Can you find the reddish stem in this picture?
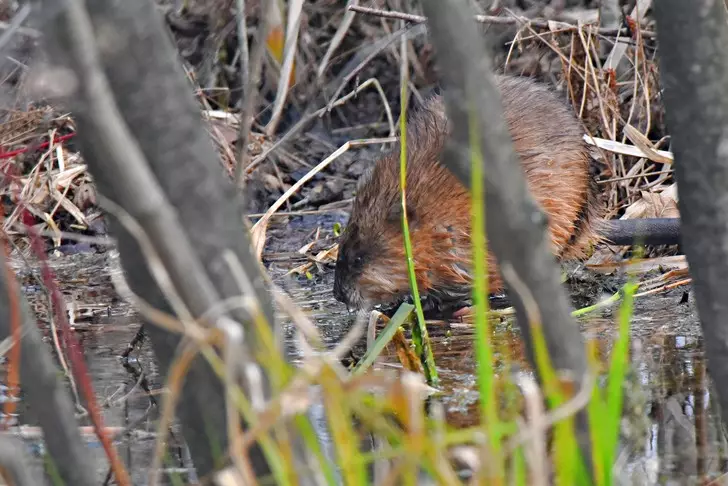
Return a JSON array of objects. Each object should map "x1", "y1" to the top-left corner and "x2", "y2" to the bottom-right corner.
[
  {"x1": 0, "y1": 133, "x2": 76, "y2": 160},
  {"x1": 23, "y1": 205, "x2": 132, "y2": 486}
]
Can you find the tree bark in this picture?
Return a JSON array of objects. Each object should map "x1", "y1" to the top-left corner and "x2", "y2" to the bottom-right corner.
[
  {"x1": 30, "y1": 0, "x2": 305, "y2": 479},
  {"x1": 0, "y1": 250, "x2": 95, "y2": 486},
  {"x1": 419, "y1": 0, "x2": 593, "y2": 470},
  {"x1": 652, "y1": 0, "x2": 728, "y2": 430}
]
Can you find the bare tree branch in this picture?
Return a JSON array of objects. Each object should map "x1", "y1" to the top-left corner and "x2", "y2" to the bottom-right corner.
[
  {"x1": 0, "y1": 250, "x2": 95, "y2": 486},
  {"x1": 652, "y1": 0, "x2": 728, "y2": 427},
  {"x1": 418, "y1": 0, "x2": 593, "y2": 468},
  {"x1": 30, "y1": 0, "x2": 315, "y2": 480}
]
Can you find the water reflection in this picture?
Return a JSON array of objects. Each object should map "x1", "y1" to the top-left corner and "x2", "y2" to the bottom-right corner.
[
  {"x1": 5, "y1": 252, "x2": 191, "y2": 485},
  {"x1": 1, "y1": 212, "x2": 726, "y2": 484},
  {"x1": 278, "y1": 245, "x2": 728, "y2": 483}
]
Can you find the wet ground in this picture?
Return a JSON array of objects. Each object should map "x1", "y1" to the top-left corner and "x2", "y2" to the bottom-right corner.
[{"x1": 2, "y1": 213, "x2": 724, "y2": 485}]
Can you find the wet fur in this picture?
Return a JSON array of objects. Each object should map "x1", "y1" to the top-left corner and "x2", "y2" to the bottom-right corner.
[{"x1": 333, "y1": 75, "x2": 604, "y2": 311}]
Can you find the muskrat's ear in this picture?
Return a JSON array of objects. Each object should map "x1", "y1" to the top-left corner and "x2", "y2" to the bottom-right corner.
[{"x1": 387, "y1": 201, "x2": 418, "y2": 227}]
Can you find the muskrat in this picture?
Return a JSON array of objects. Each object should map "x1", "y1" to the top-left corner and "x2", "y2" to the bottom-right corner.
[{"x1": 332, "y1": 75, "x2": 602, "y2": 313}]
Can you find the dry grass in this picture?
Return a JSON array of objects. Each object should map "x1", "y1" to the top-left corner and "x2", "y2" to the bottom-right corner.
[{"x1": 1, "y1": 1, "x2": 674, "y2": 259}]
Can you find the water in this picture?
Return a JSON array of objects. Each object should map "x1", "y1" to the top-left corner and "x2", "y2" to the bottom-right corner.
[
  {"x1": 4, "y1": 213, "x2": 725, "y2": 484},
  {"x1": 8, "y1": 251, "x2": 191, "y2": 485},
  {"x1": 268, "y1": 214, "x2": 726, "y2": 484}
]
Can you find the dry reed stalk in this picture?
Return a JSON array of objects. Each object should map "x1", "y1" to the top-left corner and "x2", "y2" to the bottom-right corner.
[
  {"x1": 349, "y1": 4, "x2": 656, "y2": 38},
  {"x1": 265, "y1": 0, "x2": 304, "y2": 136}
]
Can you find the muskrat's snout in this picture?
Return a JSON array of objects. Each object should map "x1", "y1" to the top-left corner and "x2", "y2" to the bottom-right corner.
[
  {"x1": 332, "y1": 241, "x2": 364, "y2": 311},
  {"x1": 332, "y1": 256, "x2": 350, "y2": 305}
]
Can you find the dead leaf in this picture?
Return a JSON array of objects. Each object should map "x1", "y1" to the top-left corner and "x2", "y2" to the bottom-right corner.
[
  {"x1": 265, "y1": 1, "x2": 296, "y2": 87},
  {"x1": 73, "y1": 182, "x2": 97, "y2": 211},
  {"x1": 312, "y1": 244, "x2": 338, "y2": 263},
  {"x1": 622, "y1": 183, "x2": 679, "y2": 219},
  {"x1": 249, "y1": 217, "x2": 268, "y2": 262},
  {"x1": 623, "y1": 124, "x2": 672, "y2": 165},
  {"x1": 53, "y1": 164, "x2": 87, "y2": 189},
  {"x1": 583, "y1": 134, "x2": 673, "y2": 163},
  {"x1": 391, "y1": 328, "x2": 423, "y2": 374},
  {"x1": 50, "y1": 186, "x2": 87, "y2": 225}
]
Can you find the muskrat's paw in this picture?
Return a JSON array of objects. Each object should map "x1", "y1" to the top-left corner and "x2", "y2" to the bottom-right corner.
[
  {"x1": 375, "y1": 294, "x2": 500, "y2": 321},
  {"x1": 451, "y1": 306, "x2": 473, "y2": 318},
  {"x1": 375, "y1": 294, "x2": 457, "y2": 319},
  {"x1": 381, "y1": 294, "x2": 441, "y2": 317},
  {"x1": 420, "y1": 296, "x2": 473, "y2": 320},
  {"x1": 428, "y1": 293, "x2": 511, "y2": 320}
]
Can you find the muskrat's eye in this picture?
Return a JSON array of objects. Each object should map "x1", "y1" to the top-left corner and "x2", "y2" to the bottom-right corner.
[{"x1": 354, "y1": 256, "x2": 364, "y2": 267}]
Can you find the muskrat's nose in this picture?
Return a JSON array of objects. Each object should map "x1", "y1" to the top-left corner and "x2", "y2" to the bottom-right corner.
[
  {"x1": 333, "y1": 270, "x2": 359, "y2": 312},
  {"x1": 332, "y1": 282, "x2": 343, "y2": 303},
  {"x1": 332, "y1": 273, "x2": 347, "y2": 305}
]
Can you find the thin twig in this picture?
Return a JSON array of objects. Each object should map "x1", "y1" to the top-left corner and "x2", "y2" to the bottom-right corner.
[
  {"x1": 251, "y1": 137, "x2": 396, "y2": 232},
  {"x1": 317, "y1": 0, "x2": 359, "y2": 80},
  {"x1": 236, "y1": 0, "x2": 250, "y2": 102},
  {"x1": 348, "y1": 4, "x2": 656, "y2": 38},
  {"x1": 0, "y1": 4, "x2": 30, "y2": 53},
  {"x1": 235, "y1": 0, "x2": 274, "y2": 186},
  {"x1": 246, "y1": 78, "x2": 396, "y2": 175},
  {"x1": 8, "y1": 223, "x2": 113, "y2": 246},
  {"x1": 325, "y1": 22, "x2": 420, "y2": 115}
]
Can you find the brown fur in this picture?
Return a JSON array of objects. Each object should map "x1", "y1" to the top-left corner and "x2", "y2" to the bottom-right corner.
[{"x1": 333, "y1": 75, "x2": 603, "y2": 311}]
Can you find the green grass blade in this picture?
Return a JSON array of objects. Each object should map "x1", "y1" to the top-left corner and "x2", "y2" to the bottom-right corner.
[
  {"x1": 467, "y1": 105, "x2": 504, "y2": 482},
  {"x1": 398, "y1": 67, "x2": 438, "y2": 386},
  {"x1": 351, "y1": 303, "x2": 415, "y2": 376},
  {"x1": 602, "y1": 279, "x2": 637, "y2": 483},
  {"x1": 522, "y1": 289, "x2": 587, "y2": 485},
  {"x1": 511, "y1": 446, "x2": 527, "y2": 486},
  {"x1": 585, "y1": 339, "x2": 607, "y2": 486}
]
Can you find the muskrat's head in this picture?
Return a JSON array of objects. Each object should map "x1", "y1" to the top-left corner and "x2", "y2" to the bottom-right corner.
[
  {"x1": 333, "y1": 96, "x2": 473, "y2": 312},
  {"x1": 332, "y1": 185, "x2": 419, "y2": 311}
]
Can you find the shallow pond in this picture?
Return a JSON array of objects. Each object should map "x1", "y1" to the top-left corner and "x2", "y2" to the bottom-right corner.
[{"x1": 2, "y1": 213, "x2": 723, "y2": 485}]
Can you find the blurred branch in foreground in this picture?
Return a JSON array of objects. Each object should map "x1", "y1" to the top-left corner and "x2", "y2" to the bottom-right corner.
[
  {"x1": 0, "y1": 245, "x2": 95, "y2": 486},
  {"x1": 653, "y1": 0, "x2": 728, "y2": 433},
  {"x1": 31, "y1": 0, "x2": 315, "y2": 482},
  {"x1": 420, "y1": 0, "x2": 593, "y2": 470}
]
